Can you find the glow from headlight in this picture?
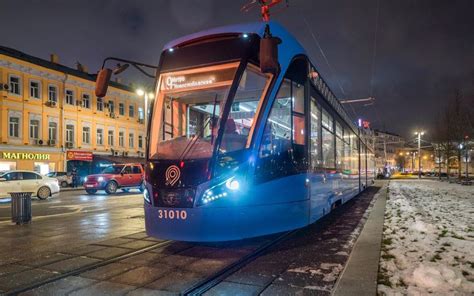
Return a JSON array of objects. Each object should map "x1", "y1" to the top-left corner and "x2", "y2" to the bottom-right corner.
[
  {"x1": 98, "y1": 177, "x2": 104, "y2": 182},
  {"x1": 84, "y1": 177, "x2": 88, "y2": 182},
  {"x1": 225, "y1": 179, "x2": 240, "y2": 191}
]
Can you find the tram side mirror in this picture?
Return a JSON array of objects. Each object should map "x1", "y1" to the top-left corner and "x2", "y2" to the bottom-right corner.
[
  {"x1": 95, "y1": 68, "x2": 112, "y2": 98},
  {"x1": 260, "y1": 25, "x2": 281, "y2": 74}
]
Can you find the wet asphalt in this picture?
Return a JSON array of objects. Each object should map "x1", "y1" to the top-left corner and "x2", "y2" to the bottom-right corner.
[{"x1": 0, "y1": 186, "x2": 381, "y2": 295}]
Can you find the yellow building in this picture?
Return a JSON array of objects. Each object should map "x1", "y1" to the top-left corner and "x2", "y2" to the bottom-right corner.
[{"x1": 0, "y1": 45, "x2": 146, "y2": 176}]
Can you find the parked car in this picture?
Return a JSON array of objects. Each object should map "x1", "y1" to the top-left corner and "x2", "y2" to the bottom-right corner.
[
  {"x1": 45, "y1": 171, "x2": 72, "y2": 188},
  {"x1": 83, "y1": 163, "x2": 144, "y2": 194},
  {"x1": 0, "y1": 170, "x2": 60, "y2": 200}
]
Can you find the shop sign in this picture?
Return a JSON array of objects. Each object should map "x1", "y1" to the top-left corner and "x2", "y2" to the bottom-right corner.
[
  {"x1": 67, "y1": 150, "x2": 93, "y2": 161},
  {"x1": 1, "y1": 152, "x2": 51, "y2": 160}
]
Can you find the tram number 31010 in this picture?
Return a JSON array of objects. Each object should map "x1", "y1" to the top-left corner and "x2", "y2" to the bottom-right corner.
[{"x1": 158, "y1": 209, "x2": 187, "y2": 220}]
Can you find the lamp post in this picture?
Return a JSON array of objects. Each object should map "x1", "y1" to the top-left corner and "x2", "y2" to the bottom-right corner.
[
  {"x1": 415, "y1": 131, "x2": 425, "y2": 179},
  {"x1": 136, "y1": 89, "x2": 154, "y2": 145}
]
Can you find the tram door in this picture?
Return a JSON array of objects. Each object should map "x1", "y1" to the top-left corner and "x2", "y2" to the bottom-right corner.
[{"x1": 308, "y1": 88, "x2": 328, "y2": 222}]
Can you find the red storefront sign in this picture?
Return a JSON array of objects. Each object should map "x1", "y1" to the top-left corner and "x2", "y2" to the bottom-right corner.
[{"x1": 66, "y1": 151, "x2": 93, "y2": 161}]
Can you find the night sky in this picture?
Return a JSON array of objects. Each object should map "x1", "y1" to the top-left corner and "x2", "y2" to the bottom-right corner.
[{"x1": 1, "y1": 0, "x2": 472, "y2": 138}]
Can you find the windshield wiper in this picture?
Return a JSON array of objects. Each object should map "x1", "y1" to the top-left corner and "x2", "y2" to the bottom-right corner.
[{"x1": 178, "y1": 94, "x2": 219, "y2": 161}]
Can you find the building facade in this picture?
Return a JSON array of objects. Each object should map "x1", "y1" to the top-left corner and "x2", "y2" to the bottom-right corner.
[{"x1": 0, "y1": 46, "x2": 146, "y2": 177}]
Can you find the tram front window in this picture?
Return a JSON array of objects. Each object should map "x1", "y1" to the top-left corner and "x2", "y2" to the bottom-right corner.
[{"x1": 149, "y1": 63, "x2": 272, "y2": 166}]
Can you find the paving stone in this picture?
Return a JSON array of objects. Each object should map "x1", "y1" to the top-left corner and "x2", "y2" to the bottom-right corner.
[
  {"x1": 65, "y1": 245, "x2": 107, "y2": 256},
  {"x1": 149, "y1": 242, "x2": 193, "y2": 255},
  {"x1": 183, "y1": 258, "x2": 230, "y2": 276},
  {"x1": 0, "y1": 263, "x2": 30, "y2": 277},
  {"x1": 153, "y1": 254, "x2": 200, "y2": 268},
  {"x1": 80, "y1": 262, "x2": 136, "y2": 281},
  {"x1": 86, "y1": 247, "x2": 132, "y2": 259},
  {"x1": 20, "y1": 253, "x2": 74, "y2": 267},
  {"x1": 122, "y1": 232, "x2": 149, "y2": 240},
  {"x1": 120, "y1": 252, "x2": 167, "y2": 266},
  {"x1": 42, "y1": 256, "x2": 101, "y2": 273},
  {"x1": 0, "y1": 268, "x2": 57, "y2": 292},
  {"x1": 119, "y1": 240, "x2": 159, "y2": 250},
  {"x1": 261, "y1": 284, "x2": 330, "y2": 296},
  {"x1": 109, "y1": 266, "x2": 172, "y2": 286},
  {"x1": 145, "y1": 269, "x2": 204, "y2": 292},
  {"x1": 18, "y1": 276, "x2": 97, "y2": 296},
  {"x1": 204, "y1": 281, "x2": 261, "y2": 296},
  {"x1": 95, "y1": 238, "x2": 137, "y2": 247},
  {"x1": 69, "y1": 281, "x2": 136, "y2": 296},
  {"x1": 126, "y1": 287, "x2": 177, "y2": 296}
]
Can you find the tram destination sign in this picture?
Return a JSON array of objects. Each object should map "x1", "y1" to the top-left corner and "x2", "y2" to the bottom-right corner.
[
  {"x1": 161, "y1": 66, "x2": 237, "y2": 91},
  {"x1": 1, "y1": 152, "x2": 50, "y2": 160}
]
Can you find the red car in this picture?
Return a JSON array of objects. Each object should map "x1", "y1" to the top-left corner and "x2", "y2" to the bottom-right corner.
[{"x1": 83, "y1": 163, "x2": 145, "y2": 194}]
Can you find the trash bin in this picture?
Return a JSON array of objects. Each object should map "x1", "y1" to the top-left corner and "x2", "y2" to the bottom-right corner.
[{"x1": 10, "y1": 192, "x2": 33, "y2": 224}]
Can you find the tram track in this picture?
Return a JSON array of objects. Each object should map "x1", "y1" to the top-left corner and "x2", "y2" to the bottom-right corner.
[
  {"x1": 182, "y1": 230, "x2": 296, "y2": 296},
  {"x1": 5, "y1": 239, "x2": 174, "y2": 296}
]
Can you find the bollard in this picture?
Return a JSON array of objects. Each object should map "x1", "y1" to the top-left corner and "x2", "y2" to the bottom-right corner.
[{"x1": 10, "y1": 192, "x2": 33, "y2": 225}]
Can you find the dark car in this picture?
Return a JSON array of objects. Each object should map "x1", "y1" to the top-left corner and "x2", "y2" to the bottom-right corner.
[{"x1": 83, "y1": 163, "x2": 144, "y2": 194}]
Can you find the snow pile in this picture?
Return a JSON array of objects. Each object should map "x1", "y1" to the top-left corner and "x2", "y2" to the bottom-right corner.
[{"x1": 378, "y1": 180, "x2": 474, "y2": 295}]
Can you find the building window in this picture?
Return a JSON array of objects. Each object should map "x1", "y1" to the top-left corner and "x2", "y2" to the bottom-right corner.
[
  {"x1": 108, "y1": 101, "x2": 115, "y2": 114},
  {"x1": 82, "y1": 126, "x2": 90, "y2": 144},
  {"x1": 48, "y1": 85, "x2": 58, "y2": 103},
  {"x1": 66, "y1": 124, "x2": 74, "y2": 146},
  {"x1": 97, "y1": 128, "x2": 104, "y2": 145},
  {"x1": 119, "y1": 103, "x2": 125, "y2": 116},
  {"x1": 9, "y1": 75, "x2": 21, "y2": 95},
  {"x1": 119, "y1": 131, "x2": 124, "y2": 147},
  {"x1": 82, "y1": 94, "x2": 90, "y2": 108},
  {"x1": 29, "y1": 80, "x2": 41, "y2": 99},
  {"x1": 49, "y1": 122, "x2": 57, "y2": 142},
  {"x1": 65, "y1": 89, "x2": 75, "y2": 105},
  {"x1": 9, "y1": 117, "x2": 20, "y2": 138},
  {"x1": 97, "y1": 97, "x2": 103, "y2": 111},
  {"x1": 129, "y1": 105, "x2": 135, "y2": 117},
  {"x1": 29, "y1": 119, "x2": 40, "y2": 139},
  {"x1": 108, "y1": 130, "x2": 114, "y2": 146},
  {"x1": 129, "y1": 133, "x2": 134, "y2": 148},
  {"x1": 138, "y1": 135, "x2": 143, "y2": 149}
]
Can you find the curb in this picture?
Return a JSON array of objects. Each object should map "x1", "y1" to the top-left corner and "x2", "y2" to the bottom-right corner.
[{"x1": 332, "y1": 181, "x2": 388, "y2": 296}]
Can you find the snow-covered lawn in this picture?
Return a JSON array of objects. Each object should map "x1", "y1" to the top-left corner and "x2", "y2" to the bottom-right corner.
[{"x1": 378, "y1": 180, "x2": 474, "y2": 295}]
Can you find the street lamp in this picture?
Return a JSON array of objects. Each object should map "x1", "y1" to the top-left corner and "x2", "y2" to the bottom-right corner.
[
  {"x1": 415, "y1": 131, "x2": 425, "y2": 179},
  {"x1": 136, "y1": 89, "x2": 154, "y2": 144}
]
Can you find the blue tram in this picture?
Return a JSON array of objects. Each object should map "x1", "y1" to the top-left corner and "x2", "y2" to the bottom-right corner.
[{"x1": 143, "y1": 22, "x2": 375, "y2": 242}]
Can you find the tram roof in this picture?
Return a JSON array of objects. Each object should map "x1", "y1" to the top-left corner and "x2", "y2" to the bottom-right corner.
[{"x1": 164, "y1": 22, "x2": 367, "y2": 147}]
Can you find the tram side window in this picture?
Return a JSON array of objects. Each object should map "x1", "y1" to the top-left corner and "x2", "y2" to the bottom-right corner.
[
  {"x1": 335, "y1": 122, "x2": 344, "y2": 170},
  {"x1": 321, "y1": 108, "x2": 335, "y2": 168},
  {"x1": 259, "y1": 79, "x2": 292, "y2": 158},
  {"x1": 310, "y1": 98, "x2": 321, "y2": 168},
  {"x1": 351, "y1": 133, "x2": 359, "y2": 173}
]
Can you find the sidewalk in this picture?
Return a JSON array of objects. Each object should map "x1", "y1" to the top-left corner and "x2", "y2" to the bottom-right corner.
[{"x1": 333, "y1": 181, "x2": 388, "y2": 296}]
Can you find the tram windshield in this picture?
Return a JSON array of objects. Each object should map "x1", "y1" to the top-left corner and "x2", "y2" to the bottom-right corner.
[{"x1": 149, "y1": 62, "x2": 272, "y2": 162}]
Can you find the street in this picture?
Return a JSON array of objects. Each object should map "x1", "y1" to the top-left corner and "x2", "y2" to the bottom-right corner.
[
  {"x1": 0, "y1": 190, "x2": 145, "y2": 263},
  {"x1": 0, "y1": 185, "x2": 381, "y2": 295}
]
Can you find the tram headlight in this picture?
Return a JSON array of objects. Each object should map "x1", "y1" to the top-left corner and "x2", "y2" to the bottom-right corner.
[
  {"x1": 200, "y1": 176, "x2": 240, "y2": 205},
  {"x1": 97, "y1": 177, "x2": 104, "y2": 182}
]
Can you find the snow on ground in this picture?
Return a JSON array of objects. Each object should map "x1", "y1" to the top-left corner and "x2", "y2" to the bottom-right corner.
[{"x1": 378, "y1": 180, "x2": 474, "y2": 295}]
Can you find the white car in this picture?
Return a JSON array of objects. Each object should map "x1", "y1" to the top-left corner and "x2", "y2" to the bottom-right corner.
[
  {"x1": 45, "y1": 171, "x2": 72, "y2": 188},
  {"x1": 0, "y1": 170, "x2": 60, "y2": 200}
]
